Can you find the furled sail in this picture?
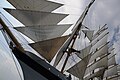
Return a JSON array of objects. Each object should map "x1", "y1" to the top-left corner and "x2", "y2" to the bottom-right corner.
[
  {"x1": 14, "y1": 24, "x2": 72, "y2": 42},
  {"x1": 7, "y1": 0, "x2": 63, "y2": 12},
  {"x1": 53, "y1": 33, "x2": 75, "y2": 67},
  {"x1": 67, "y1": 54, "x2": 91, "y2": 79},
  {"x1": 82, "y1": 30, "x2": 94, "y2": 41},
  {"x1": 4, "y1": 8, "x2": 68, "y2": 26},
  {"x1": 75, "y1": 45, "x2": 92, "y2": 59},
  {"x1": 29, "y1": 35, "x2": 70, "y2": 62}
]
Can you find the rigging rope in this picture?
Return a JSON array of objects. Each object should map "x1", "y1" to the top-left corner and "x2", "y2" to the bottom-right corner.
[{"x1": 67, "y1": 54, "x2": 82, "y2": 80}]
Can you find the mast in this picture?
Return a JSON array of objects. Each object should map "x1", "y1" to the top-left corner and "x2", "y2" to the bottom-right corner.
[
  {"x1": 0, "y1": 17, "x2": 25, "y2": 52},
  {"x1": 65, "y1": 24, "x2": 110, "y2": 79},
  {"x1": 61, "y1": 0, "x2": 96, "y2": 73},
  {"x1": 61, "y1": 35, "x2": 77, "y2": 73}
]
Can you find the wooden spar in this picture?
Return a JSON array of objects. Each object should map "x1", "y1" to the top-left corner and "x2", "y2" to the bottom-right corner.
[
  {"x1": 61, "y1": 0, "x2": 96, "y2": 73},
  {"x1": 0, "y1": 17, "x2": 25, "y2": 52},
  {"x1": 61, "y1": 35, "x2": 77, "y2": 73}
]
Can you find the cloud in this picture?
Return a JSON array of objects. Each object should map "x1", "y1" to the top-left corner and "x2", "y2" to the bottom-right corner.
[
  {"x1": 84, "y1": 0, "x2": 120, "y2": 28},
  {"x1": 83, "y1": 0, "x2": 120, "y2": 63},
  {"x1": 111, "y1": 26, "x2": 120, "y2": 43}
]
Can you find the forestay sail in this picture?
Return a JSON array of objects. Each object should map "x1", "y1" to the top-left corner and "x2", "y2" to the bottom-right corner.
[
  {"x1": 4, "y1": 0, "x2": 71, "y2": 63},
  {"x1": 30, "y1": 35, "x2": 70, "y2": 62},
  {"x1": 14, "y1": 24, "x2": 72, "y2": 42},
  {"x1": 4, "y1": 8, "x2": 68, "y2": 26},
  {"x1": 67, "y1": 54, "x2": 91, "y2": 79},
  {"x1": 7, "y1": 0, "x2": 63, "y2": 12}
]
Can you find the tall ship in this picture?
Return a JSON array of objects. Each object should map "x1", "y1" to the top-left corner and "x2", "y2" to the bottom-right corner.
[{"x1": 0, "y1": 0, "x2": 120, "y2": 80}]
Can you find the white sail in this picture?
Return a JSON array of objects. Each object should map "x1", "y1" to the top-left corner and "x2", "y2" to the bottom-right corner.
[
  {"x1": 92, "y1": 24, "x2": 107, "y2": 40},
  {"x1": 84, "y1": 68, "x2": 105, "y2": 80},
  {"x1": 108, "y1": 49, "x2": 114, "y2": 58},
  {"x1": 103, "y1": 44, "x2": 117, "y2": 80},
  {"x1": 108, "y1": 77, "x2": 118, "y2": 80},
  {"x1": 53, "y1": 35, "x2": 72, "y2": 67},
  {"x1": 108, "y1": 45, "x2": 114, "y2": 52},
  {"x1": 5, "y1": 8, "x2": 68, "y2": 26},
  {"x1": 7, "y1": 0, "x2": 63, "y2": 12},
  {"x1": 108, "y1": 54, "x2": 116, "y2": 66},
  {"x1": 92, "y1": 29, "x2": 108, "y2": 46},
  {"x1": 85, "y1": 55, "x2": 108, "y2": 76},
  {"x1": 67, "y1": 54, "x2": 91, "y2": 79},
  {"x1": 104, "y1": 75, "x2": 120, "y2": 80},
  {"x1": 14, "y1": 24, "x2": 72, "y2": 42},
  {"x1": 107, "y1": 45, "x2": 116, "y2": 67},
  {"x1": 117, "y1": 65, "x2": 120, "y2": 72},
  {"x1": 89, "y1": 42, "x2": 109, "y2": 63},
  {"x1": 82, "y1": 30, "x2": 94, "y2": 41},
  {"x1": 75, "y1": 45, "x2": 92, "y2": 59},
  {"x1": 91, "y1": 33, "x2": 108, "y2": 52},
  {"x1": 103, "y1": 65, "x2": 118, "y2": 79},
  {"x1": 29, "y1": 35, "x2": 69, "y2": 62}
]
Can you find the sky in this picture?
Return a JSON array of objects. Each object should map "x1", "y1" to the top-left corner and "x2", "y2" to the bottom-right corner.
[
  {"x1": 49, "y1": 0, "x2": 120, "y2": 65},
  {"x1": 83, "y1": 0, "x2": 120, "y2": 63}
]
